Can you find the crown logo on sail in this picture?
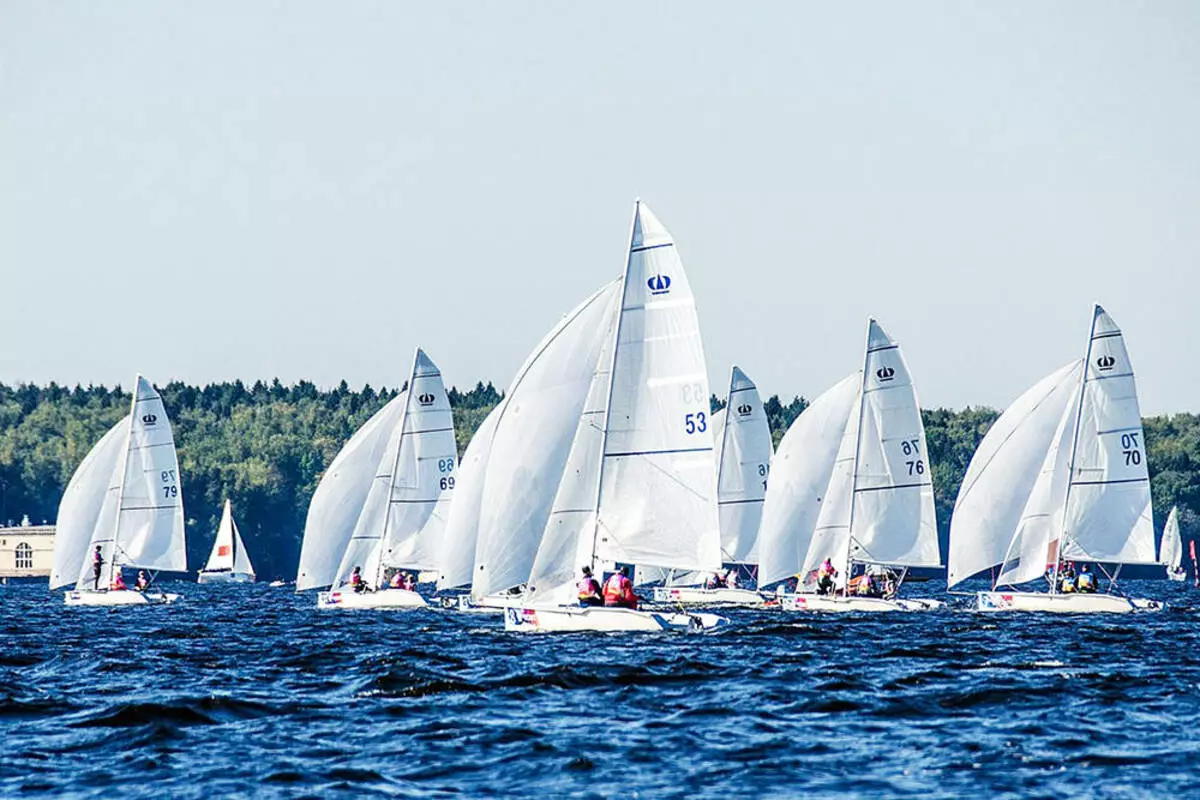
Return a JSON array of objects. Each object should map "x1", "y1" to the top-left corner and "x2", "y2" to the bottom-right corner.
[
  {"x1": 737, "y1": 403, "x2": 752, "y2": 416},
  {"x1": 141, "y1": 413, "x2": 158, "y2": 426},
  {"x1": 647, "y1": 274, "x2": 671, "y2": 295},
  {"x1": 1096, "y1": 354, "x2": 1116, "y2": 371},
  {"x1": 876, "y1": 366, "x2": 895, "y2": 382},
  {"x1": 417, "y1": 392, "x2": 436, "y2": 406}
]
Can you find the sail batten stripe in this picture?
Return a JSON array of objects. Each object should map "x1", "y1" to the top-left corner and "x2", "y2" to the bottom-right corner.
[
  {"x1": 1069, "y1": 478, "x2": 1149, "y2": 486},
  {"x1": 630, "y1": 242, "x2": 674, "y2": 254},
  {"x1": 605, "y1": 447, "x2": 711, "y2": 458},
  {"x1": 853, "y1": 482, "x2": 931, "y2": 493}
]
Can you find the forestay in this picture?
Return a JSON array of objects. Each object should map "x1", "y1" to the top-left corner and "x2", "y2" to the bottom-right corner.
[
  {"x1": 471, "y1": 281, "x2": 621, "y2": 600},
  {"x1": 75, "y1": 375, "x2": 186, "y2": 589},
  {"x1": 946, "y1": 362, "x2": 1082, "y2": 588},
  {"x1": 714, "y1": 366, "x2": 773, "y2": 564},
  {"x1": 756, "y1": 373, "x2": 860, "y2": 588},
  {"x1": 593, "y1": 202, "x2": 722, "y2": 573},
  {"x1": 296, "y1": 391, "x2": 408, "y2": 590},
  {"x1": 437, "y1": 400, "x2": 505, "y2": 590}
]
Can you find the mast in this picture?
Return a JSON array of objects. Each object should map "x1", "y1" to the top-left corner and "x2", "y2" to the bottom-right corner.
[
  {"x1": 373, "y1": 349, "x2": 419, "y2": 587},
  {"x1": 841, "y1": 321, "x2": 873, "y2": 594},
  {"x1": 1051, "y1": 305, "x2": 1098, "y2": 595},
  {"x1": 104, "y1": 376, "x2": 141, "y2": 588},
  {"x1": 588, "y1": 200, "x2": 639, "y2": 570}
]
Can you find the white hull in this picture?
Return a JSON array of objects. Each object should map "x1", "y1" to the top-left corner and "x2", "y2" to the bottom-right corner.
[
  {"x1": 650, "y1": 586, "x2": 766, "y2": 607},
  {"x1": 197, "y1": 570, "x2": 255, "y2": 584},
  {"x1": 504, "y1": 605, "x2": 729, "y2": 633},
  {"x1": 317, "y1": 588, "x2": 427, "y2": 609},
  {"x1": 779, "y1": 593, "x2": 944, "y2": 612},
  {"x1": 64, "y1": 590, "x2": 180, "y2": 606},
  {"x1": 1168, "y1": 569, "x2": 1187, "y2": 583},
  {"x1": 437, "y1": 593, "x2": 518, "y2": 614},
  {"x1": 976, "y1": 591, "x2": 1163, "y2": 613}
]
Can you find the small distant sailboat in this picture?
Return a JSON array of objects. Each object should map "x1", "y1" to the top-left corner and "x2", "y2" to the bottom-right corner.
[
  {"x1": 197, "y1": 500, "x2": 255, "y2": 583},
  {"x1": 949, "y1": 305, "x2": 1163, "y2": 612},
  {"x1": 508, "y1": 201, "x2": 727, "y2": 632},
  {"x1": 762, "y1": 319, "x2": 942, "y2": 612},
  {"x1": 296, "y1": 347, "x2": 457, "y2": 610},
  {"x1": 51, "y1": 375, "x2": 187, "y2": 606},
  {"x1": 651, "y1": 365, "x2": 773, "y2": 608},
  {"x1": 1161, "y1": 506, "x2": 1187, "y2": 582}
]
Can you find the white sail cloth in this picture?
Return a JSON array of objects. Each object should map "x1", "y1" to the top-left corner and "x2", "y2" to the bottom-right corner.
[
  {"x1": 203, "y1": 499, "x2": 254, "y2": 576},
  {"x1": 948, "y1": 305, "x2": 1156, "y2": 588},
  {"x1": 714, "y1": 366, "x2": 773, "y2": 564},
  {"x1": 331, "y1": 348, "x2": 457, "y2": 589},
  {"x1": 437, "y1": 400, "x2": 505, "y2": 590},
  {"x1": 527, "y1": 201, "x2": 722, "y2": 605},
  {"x1": 296, "y1": 391, "x2": 408, "y2": 590},
  {"x1": 1162, "y1": 507, "x2": 1184, "y2": 576},
  {"x1": 52, "y1": 375, "x2": 187, "y2": 590},
  {"x1": 799, "y1": 320, "x2": 939, "y2": 587},
  {"x1": 470, "y1": 281, "x2": 622, "y2": 600},
  {"x1": 756, "y1": 374, "x2": 860, "y2": 587}
]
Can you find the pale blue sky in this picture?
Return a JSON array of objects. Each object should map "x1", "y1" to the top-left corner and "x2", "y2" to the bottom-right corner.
[{"x1": 2, "y1": 2, "x2": 1197, "y2": 413}]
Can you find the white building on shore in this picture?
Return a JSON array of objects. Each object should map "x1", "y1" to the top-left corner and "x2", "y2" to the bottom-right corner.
[{"x1": 0, "y1": 519, "x2": 55, "y2": 581}]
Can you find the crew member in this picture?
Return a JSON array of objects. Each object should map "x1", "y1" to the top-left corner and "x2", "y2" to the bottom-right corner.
[
  {"x1": 705, "y1": 571, "x2": 726, "y2": 590},
  {"x1": 110, "y1": 571, "x2": 127, "y2": 591},
  {"x1": 135, "y1": 570, "x2": 149, "y2": 591},
  {"x1": 1076, "y1": 565, "x2": 1097, "y2": 593},
  {"x1": 603, "y1": 567, "x2": 638, "y2": 609},
  {"x1": 817, "y1": 559, "x2": 838, "y2": 596},
  {"x1": 92, "y1": 545, "x2": 104, "y2": 591},
  {"x1": 577, "y1": 565, "x2": 603, "y2": 606},
  {"x1": 350, "y1": 566, "x2": 366, "y2": 593},
  {"x1": 402, "y1": 572, "x2": 416, "y2": 591},
  {"x1": 389, "y1": 570, "x2": 404, "y2": 589}
]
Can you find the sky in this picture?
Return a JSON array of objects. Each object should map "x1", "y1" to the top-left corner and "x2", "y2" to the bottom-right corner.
[{"x1": 1, "y1": 2, "x2": 1198, "y2": 413}]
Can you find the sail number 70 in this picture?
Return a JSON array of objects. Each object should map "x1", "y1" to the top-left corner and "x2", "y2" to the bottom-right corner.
[{"x1": 1121, "y1": 432, "x2": 1142, "y2": 466}]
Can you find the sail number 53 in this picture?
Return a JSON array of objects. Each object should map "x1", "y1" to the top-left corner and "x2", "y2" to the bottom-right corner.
[{"x1": 685, "y1": 412, "x2": 707, "y2": 435}]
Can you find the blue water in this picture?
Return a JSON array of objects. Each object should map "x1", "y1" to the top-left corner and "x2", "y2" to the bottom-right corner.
[{"x1": 2, "y1": 580, "x2": 1199, "y2": 799}]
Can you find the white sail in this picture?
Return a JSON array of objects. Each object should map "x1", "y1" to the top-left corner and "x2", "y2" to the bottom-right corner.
[
  {"x1": 470, "y1": 281, "x2": 621, "y2": 600},
  {"x1": 1162, "y1": 506, "x2": 1184, "y2": 578},
  {"x1": 801, "y1": 387, "x2": 860, "y2": 588},
  {"x1": 437, "y1": 399, "x2": 505, "y2": 590},
  {"x1": 1060, "y1": 306, "x2": 1156, "y2": 565},
  {"x1": 330, "y1": 348, "x2": 458, "y2": 589},
  {"x1": 994, "y1": 384, "x2": 1078, "y2": 586},
  {"x1": 74, "y1": 375, "x2": 186, "y2": 589},
  {"x1": 849, "y1": 320, "x2": 939, "y2": 568},
  {"x1": 714, "y1": 366, "x2": 773, "y2": 564},
  {"x1": 593, "y1": 202, "x2": 721, "y2": 572},
  {"x1": 946, "y1": 361, "x2": 1082, "y2": 588},
  {"x1": 296, "y1": 391, "x2": 408, "y2": 590},
  {"x1": 203, "y1": 500, "x2": 254, "y2": 577},
  {"x1": 380, "y1": 349, "x2": 457, "y2": 572},
  {"x1": 50, "y1": 416, "x2": 130, "y2": 590},
  {"x1": 756, "y1": 373, "x2": 860, "y2": 588}
]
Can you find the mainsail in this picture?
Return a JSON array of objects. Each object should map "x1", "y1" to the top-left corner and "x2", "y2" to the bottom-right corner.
[
  {"x1": 437, "y1": 400, "x2": 505, "y2": 591},
  {"x1": 714, "y1": 366, "x2": 773, "y2": 564},
  {"x1": 1162, "y1": 506, "x2": 1185, "y2": 580}
]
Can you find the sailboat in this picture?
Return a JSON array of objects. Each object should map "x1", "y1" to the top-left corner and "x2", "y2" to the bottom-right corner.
[
  {"x1": 51, "y1": 375, "x2": 187, "y2": 606},
  {"x1": 197, "y1": 500, "x2": 255, "y2": 583},
  {"x1": 949, "y1": 305, "x2": 1163, "y2": 612},
  {"x1": 1162, "y1": 507, "x2": 1187, "y2": 582},
  {"x1": 761, "y1": 320, "x2": 943, "y2": 612},
  {"x1": 296, "y1": 348, "x2": 457, "y2": 609},
  {"x1": 506, "y1": 201, "x2": 727, "y2": 632},
  {"x1": 651, "y1": 366, "x2": 773, "y2": 608}
]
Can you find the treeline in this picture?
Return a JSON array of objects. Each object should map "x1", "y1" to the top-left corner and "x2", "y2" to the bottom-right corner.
[{"x1": 0, "y1": 381, "x2": 1195, "y2": 579}]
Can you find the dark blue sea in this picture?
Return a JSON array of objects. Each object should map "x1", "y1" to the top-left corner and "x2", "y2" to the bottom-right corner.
[{"x1": 2, "y1": 580, "x2": 1199, "y2": 799}]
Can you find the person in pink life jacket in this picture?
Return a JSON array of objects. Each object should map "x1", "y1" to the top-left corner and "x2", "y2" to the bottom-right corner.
[
  {"x1": 401, "y1": 572, "x2": 416, "y2": 591},
  {"x1": 135, "y1": 570, "x2": 150, "y2": 591},
  {"x1": 577, "y1": 565, "x2": 603, "y2": 606},
  {"x1": 110, "y1": 571, "x2": 128, "y2": 591},
  {"x1": 388, "y1": 570, "x2": 404, "y2": 589},
  {"x1": 349, "y1": 566, "x2": 366, "y2": 593}
]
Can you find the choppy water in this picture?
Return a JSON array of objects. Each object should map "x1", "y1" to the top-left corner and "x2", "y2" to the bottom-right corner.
[{"x1": 2, "y1": 580, "x2": 1199, "y2": 799}]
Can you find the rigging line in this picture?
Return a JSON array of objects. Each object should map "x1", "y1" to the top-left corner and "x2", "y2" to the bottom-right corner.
[{"x1": 629, "y1": 242, "x2": 673, "y2": 254}]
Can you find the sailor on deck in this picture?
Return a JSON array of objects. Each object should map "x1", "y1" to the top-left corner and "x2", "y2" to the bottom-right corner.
[
  {"x1": 135, "y1": 570, "x2": 149, "y2": 591},
  {"x1": 110, "y1": 571, "x2": 127, "y2": 591},
  {"x1": 577, "y1": 565, "x2": 603, "y2": 607},
  {"x1": 350, "y1": 566, "x2": 366, "y2": 593},
  {"x1": 1076, "y1": 565, "x2": 1097, "y2": 593},
  {"x1": 92, "y1": 545, "x2": 104, "y2": 591},
  {"x1": 817, "y1": 559, "x2": 838, "y2": 596},
  {"x1": 603, "y1": 567, "x2": 638, "y2": 610}
]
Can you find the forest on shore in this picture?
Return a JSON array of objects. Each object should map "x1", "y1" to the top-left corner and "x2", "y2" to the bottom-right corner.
[{"x1": 1, "y1": 380, "x2": 1196, "y2": 580}]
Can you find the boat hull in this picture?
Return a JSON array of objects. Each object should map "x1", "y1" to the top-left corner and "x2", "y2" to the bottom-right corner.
[
  {"x1": 650, "y1": 586, "x2": 766, "y2": 607},
  {"x1": 437, "y1": 593, "x2": 517, "y2": 614},
  {"x1": 779, "y1": 593, "x2": 944, "y2": 612},
  {"x1": 976, "y1": 591, "x2": 1163, "y2": 613},
  {"x1": 197, "y1": 571, "x2": 255, "y2": 584},
  {"x1": 64, "y1": 590, "x2": 180, "y2": 606},
  {"x1": 317, "y1": 588, "x2": 427, "y2": 609},
  {"x1": 503, "y1": 605, "x2": 728, "y2": 633}
]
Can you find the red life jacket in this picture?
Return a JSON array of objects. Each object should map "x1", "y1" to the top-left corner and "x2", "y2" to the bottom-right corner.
[
  {"x1": 603, "y1": 574, "x2": 627, "y2": 606},
  {"x1": 578, "y1": 577, "x2": 600, "y2": 599}
]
